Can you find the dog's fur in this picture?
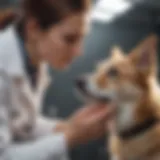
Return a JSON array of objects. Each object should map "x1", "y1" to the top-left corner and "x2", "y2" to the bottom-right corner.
[{"x1": 76, "y1": 35, "x2": 160, "y2": 160}]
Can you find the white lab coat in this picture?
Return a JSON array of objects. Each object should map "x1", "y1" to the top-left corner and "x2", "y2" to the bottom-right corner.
[{"x1": 0, "y1": 25, "x2": 69, "y2": 160}]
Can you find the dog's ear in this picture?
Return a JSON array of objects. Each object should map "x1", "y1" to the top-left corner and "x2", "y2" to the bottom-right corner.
[
  {"x1": 111, "y1": 46, "x2": 124, "y2": 59},
  {"x1": 129, "y1": 34, "x2": 158, "y2": 75}
]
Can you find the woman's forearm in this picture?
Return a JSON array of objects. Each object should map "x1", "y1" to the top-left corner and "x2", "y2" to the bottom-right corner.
[
  {"x1": 7, "y1": 134, "x2": 69, "y2": 160},
  {"x1": 0, "y1": 73, "x2": 69, "y2": 160}
]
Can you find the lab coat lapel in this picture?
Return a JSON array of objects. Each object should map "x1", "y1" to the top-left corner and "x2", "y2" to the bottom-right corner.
[{"x1": 4, "y1": 26, "x2": 51, "y2": 113}]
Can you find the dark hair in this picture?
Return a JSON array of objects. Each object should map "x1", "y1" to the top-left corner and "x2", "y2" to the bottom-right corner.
[
  {"x1": 0, "y1": 8, "x2": 18, "y2": 30},
  {"x1": 0, "y1": 0, "x2": 90, "y2": 30}
]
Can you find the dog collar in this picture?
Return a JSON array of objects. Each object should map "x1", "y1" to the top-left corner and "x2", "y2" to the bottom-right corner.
[{"x1": 119, "y1": 117, "x2": 158, "y2": 140}]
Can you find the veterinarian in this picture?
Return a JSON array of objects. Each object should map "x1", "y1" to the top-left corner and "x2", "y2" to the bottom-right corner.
[{"x1": 0, "y1": 1, "x2": 114, "y2": 160}]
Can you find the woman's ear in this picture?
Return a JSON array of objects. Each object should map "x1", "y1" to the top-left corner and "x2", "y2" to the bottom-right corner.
[
  {"x1": 26, "y1": 17, "x2": 42, "y2": 40},
  {"x1": 129, "y1": 34, "x2": 158, "y2": 75}
]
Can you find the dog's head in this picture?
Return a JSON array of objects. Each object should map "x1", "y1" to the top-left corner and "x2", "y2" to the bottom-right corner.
[{"x1": 75, "y1": 35, "x2": 158, "y2": 105}]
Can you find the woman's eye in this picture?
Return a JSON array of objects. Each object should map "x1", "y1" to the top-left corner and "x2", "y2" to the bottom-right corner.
[
  {"x1": 64, "y1": 35, "x2": 78, "y2": 44},
  {"x1": 107, "y1": 68, "x2": 119, "y2": 78}
]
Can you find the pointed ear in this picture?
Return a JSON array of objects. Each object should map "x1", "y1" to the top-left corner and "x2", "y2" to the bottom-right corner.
[
  {"x1": 111, "y1": 46, "x2": 124, "y2": 59},
  {"x1": 129, "y1": 34, "x2": 158, "y2": 75}
]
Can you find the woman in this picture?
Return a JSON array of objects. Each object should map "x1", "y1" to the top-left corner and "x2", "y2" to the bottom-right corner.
[{"x1": 0, "y1": 1, "x2": 113, "y2": 160}]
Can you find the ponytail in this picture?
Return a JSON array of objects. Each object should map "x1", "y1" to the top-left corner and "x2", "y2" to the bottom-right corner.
[{"x1": 0, "y1": 8, "x2": 18, "y2": 30}]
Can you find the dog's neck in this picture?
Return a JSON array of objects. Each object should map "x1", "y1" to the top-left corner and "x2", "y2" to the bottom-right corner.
[
  {"x1": 115, "y1": 77, "x2": 160, "y2": 139},
  {"x1": 115, "y1": 100, "x2": 137, "y2": 134}
]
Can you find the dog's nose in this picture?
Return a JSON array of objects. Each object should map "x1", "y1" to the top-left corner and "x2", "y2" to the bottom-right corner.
[{"x1": 75, "y1": 78, "x2": 86, "y2": 90}]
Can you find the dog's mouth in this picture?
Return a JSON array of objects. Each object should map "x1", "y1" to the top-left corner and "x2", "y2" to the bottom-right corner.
[{"x1": 75, "y1": 78, "x2": 112, "y2": 103}]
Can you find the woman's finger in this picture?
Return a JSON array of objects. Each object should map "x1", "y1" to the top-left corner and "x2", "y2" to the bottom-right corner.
[
  {"x1": 86, "y1": 105, "x2": 115, "y2": 124},
  {"x1": 77, "y1": 103, "x2": 106, "y2": 117}
]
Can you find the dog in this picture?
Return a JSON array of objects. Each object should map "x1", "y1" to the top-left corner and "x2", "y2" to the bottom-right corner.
[{"x1": 75, "y1": 35, "x2": 160, "y2": 160}]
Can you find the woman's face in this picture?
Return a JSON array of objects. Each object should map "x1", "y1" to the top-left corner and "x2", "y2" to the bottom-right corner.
[{"x1": 33, "y1": 13, "x2": 90, "y2": 69}]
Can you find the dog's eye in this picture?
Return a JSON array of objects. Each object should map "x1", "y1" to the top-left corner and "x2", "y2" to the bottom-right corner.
[{"x1": 107, "y1": 68, "x2": 119, "y2": 78}]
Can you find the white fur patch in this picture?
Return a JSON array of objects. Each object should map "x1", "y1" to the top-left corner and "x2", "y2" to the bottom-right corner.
[
  {"x1": 111, "y1": 155, "x2": 119, "y2": 160},
  {"x1": 117, "y1": 102, "x2": 136, "y2": 131}
]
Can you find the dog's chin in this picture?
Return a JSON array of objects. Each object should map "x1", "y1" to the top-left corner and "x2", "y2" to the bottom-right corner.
[{"x1": 75, "y1": 87, "x2": 112, "y2": 104}]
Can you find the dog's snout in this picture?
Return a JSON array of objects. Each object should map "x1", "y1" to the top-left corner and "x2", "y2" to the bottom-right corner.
[{"x1": 75, "y1": 78, "x2": 86, "y2": 90}]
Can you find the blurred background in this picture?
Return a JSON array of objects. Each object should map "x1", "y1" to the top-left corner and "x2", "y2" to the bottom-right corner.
[{"x1": 1, "y1": 0, "x2": 160, "y2": 160}]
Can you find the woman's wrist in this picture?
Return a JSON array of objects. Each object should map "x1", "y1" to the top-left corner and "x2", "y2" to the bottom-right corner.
[
  {"x1": 54, "y1": 120, "x2": 78, "y2": 148},
  {"x1": 64, "y1": 124, "x2": 78, "y2": 148},
  {"x1": 54, "y1": 120, "x2": 68, "y2": 132}
]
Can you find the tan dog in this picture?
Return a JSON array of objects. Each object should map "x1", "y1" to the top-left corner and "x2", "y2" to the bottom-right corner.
[{"x1": 76, "y1": 35, "x2": 160, "y2": 160}]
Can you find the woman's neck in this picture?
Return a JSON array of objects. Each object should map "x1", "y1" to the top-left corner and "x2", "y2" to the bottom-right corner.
[{"x1": 25, "y1": 41, "x2": 41, "y2": 68}]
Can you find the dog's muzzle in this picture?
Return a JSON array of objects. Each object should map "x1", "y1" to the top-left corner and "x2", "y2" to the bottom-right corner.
[{"x1": 75, "y1": 77, "x2": 112, "y2": 103}]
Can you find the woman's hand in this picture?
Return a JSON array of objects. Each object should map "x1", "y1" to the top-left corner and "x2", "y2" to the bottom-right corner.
[{"x1": 54, "y1": 103, "x2": 115, "y2": 148}]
